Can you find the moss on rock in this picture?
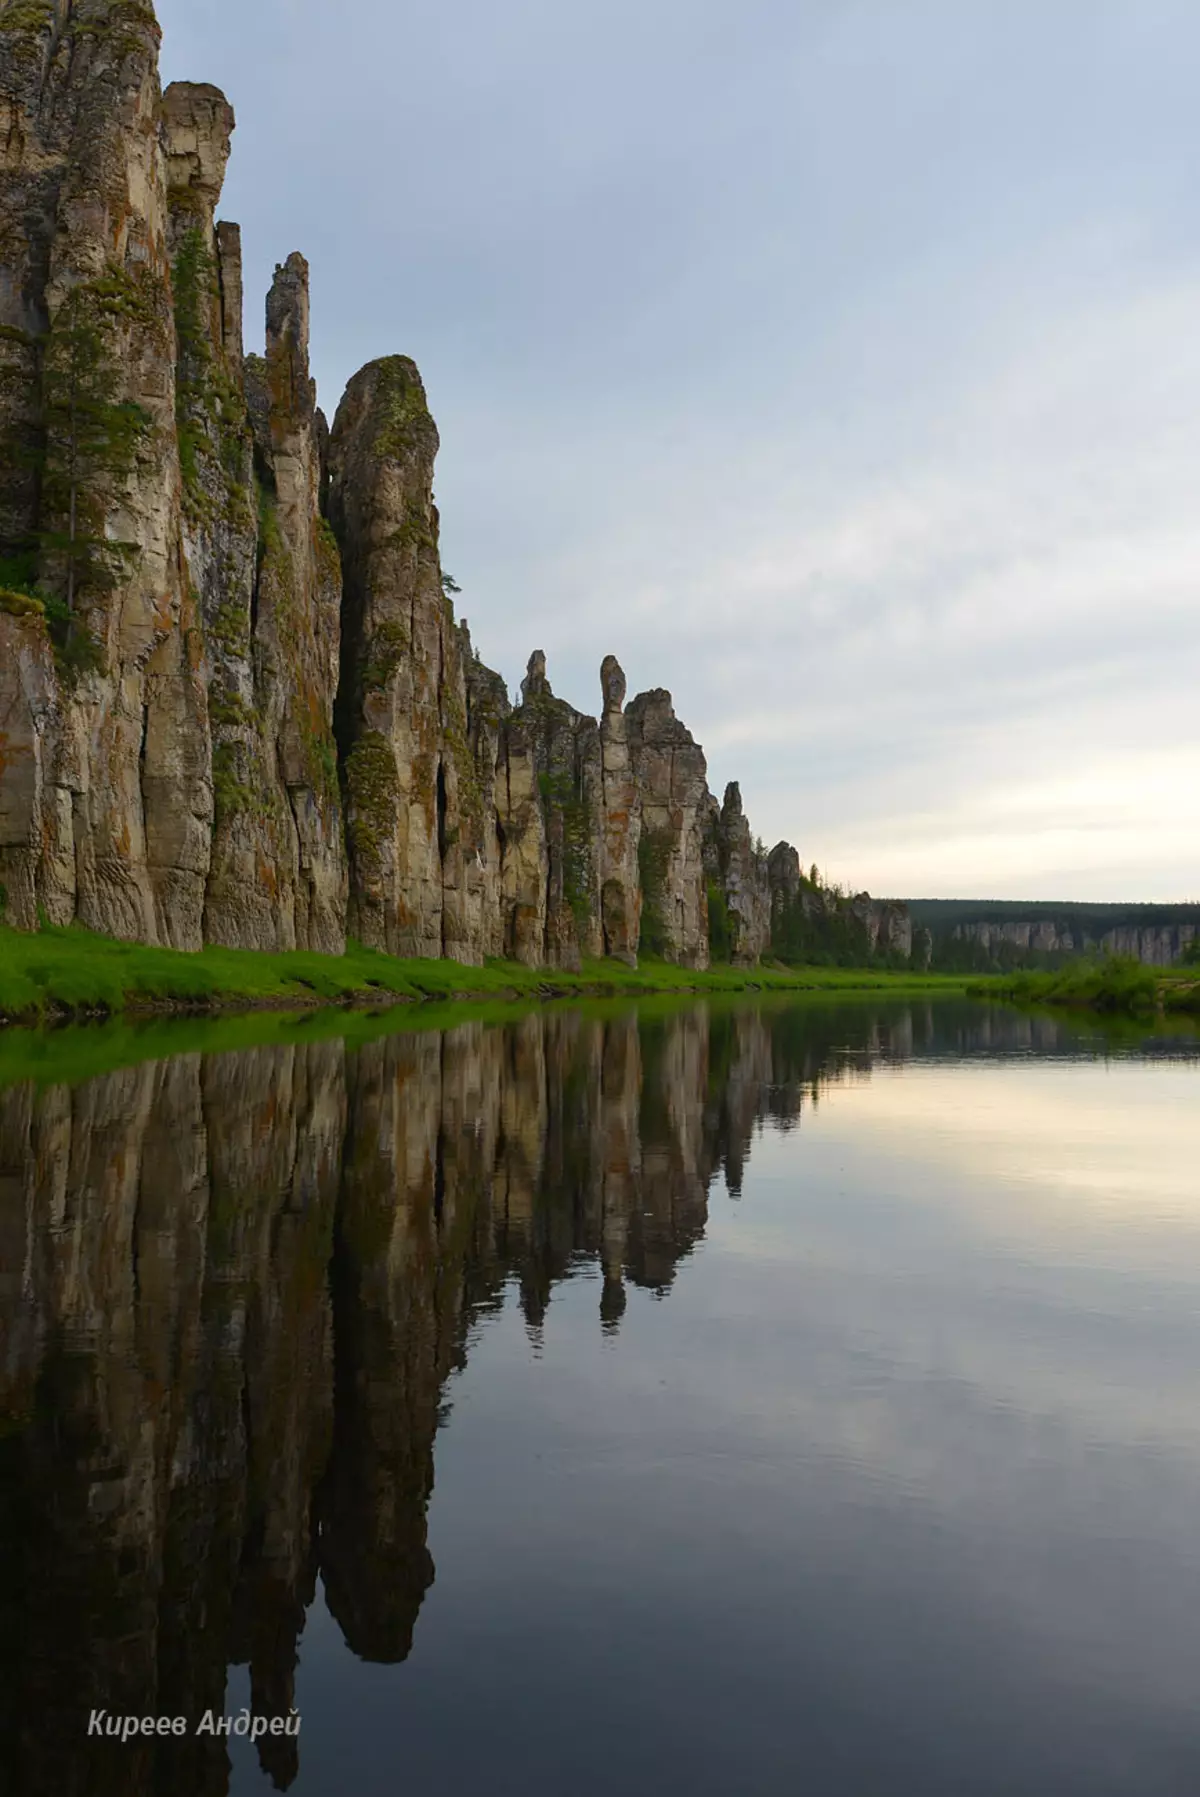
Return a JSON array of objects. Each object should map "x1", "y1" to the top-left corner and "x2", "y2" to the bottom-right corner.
[{"x1": 345, "y1": 731, "x2": 399, "y2": 873}]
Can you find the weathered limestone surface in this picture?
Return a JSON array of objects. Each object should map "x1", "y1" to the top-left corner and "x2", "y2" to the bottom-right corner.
[
  {"x1": 948, "y1": 916, "x2": 1196, "y2": 967},
  {"x1": 767, "y1": 840, "x2": 802, "y2": 922},
  {"x1": 0, "y1": 609, "x2": 62, "y2": 929},
  {"x1": 866, "y1": 899, "x2": 913, "y2": 960},
  {"x1": 459, "y1": 620, "x2": 509, "y2": 960},
  {"x1": 0, "y1": 0, "x2": 211, "y2": 947},
  {"x1": 597, "y1": 655, "x2": 641, "y2": 964},
  {"x1": 244, "y1": 255, "x2": 346, "y2": 949},
  {"x1": 626, "y1": 686, "x2": 709, "y2": 967},
  {"x1": 495, "y1": 651, "x2": 602, "y2": 969},
  {"x1": 164, "y1": 78, "x2": 346, "y2": 951},
  {"x1": 489, "y1": 652, "x2": 643, "y2": 970},
  {"x1": 330, "y1": 356, "x2": 494, "y2": 963},
  {"x1": 708, "y1": 782, "x2": 770, "y2": 964}
]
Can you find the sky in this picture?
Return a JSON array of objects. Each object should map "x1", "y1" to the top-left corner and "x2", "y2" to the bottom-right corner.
[{"x1": 156, "y1": 0, "x2": 1200, "y2": 902}]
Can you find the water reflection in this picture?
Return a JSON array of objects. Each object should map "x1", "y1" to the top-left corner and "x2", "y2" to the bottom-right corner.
[{"x1": 0, "y1": 1000, "x2": 1192, "y2": 1793}]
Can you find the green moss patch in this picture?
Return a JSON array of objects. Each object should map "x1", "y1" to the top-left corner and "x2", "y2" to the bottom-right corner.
[{"x1": 344, "y1": 731, "x2": 399, "y2": 872}]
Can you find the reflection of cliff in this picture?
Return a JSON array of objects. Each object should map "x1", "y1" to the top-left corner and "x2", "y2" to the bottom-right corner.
[{"x1": 0, "y1": 998, "x2": 1097, "y2": 1793}]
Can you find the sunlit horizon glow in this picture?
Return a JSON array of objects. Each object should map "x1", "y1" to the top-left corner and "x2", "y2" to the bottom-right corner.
[{"x1": 158, "y1": 0, "x2": 1200, "y2": 903}]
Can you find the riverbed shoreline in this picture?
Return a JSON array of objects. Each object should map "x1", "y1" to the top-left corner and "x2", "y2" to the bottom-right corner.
[
  {"x1": 0, "y1": 922, "x2": 981, "y2": 1027},
  {"x1": 971, "y1": 959, "x2": 1200, "y2": 1018}
]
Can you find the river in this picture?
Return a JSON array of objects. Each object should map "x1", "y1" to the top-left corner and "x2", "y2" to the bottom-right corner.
[{"x1": 0, "y1": 996, "x2": 1197, "y2": 1795}]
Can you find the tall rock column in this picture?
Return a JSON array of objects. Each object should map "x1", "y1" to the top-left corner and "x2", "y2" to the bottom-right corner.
[
  {"x1": 164, "y1": 79, "x2": 347, "y2": 951},
  {"x1": 767, "y1": 840, "x2": 801, "y2": 954},
  {"x1": 597, "y1": 655, "x2": 641, "y2": 965},
  {"x1": 460, "y1": 621, "x2": 509, "y2": 961},
  {"x1": 495, "y1": 673, "x2": 550, "y2": 966},
  {"x1": 710, "y1": 782, "x2": 770, "y2": 964},
  {"x1": 329, "y1": 356, "x2": 486, "y2": 962},
  {"x1": 244, "y1": 254, "x2": 347, "y2": 951},
  {"x1": 626, "y1": 686, "x2": 709, "y2": 967},
  {"x1": 496, "y1": 650, "x2": 604, "y2": 970},
  {"x1": 0, "y1": 0, "x2": 212, "y2": 945},
  {"x1": 162, "y1": 80, "x2": 264, "y2": 945}
]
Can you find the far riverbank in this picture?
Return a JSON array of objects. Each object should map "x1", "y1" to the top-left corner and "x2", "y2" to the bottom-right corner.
[{"x1": 973, "y1": 956, "x2": 1200, "y2": 1018}]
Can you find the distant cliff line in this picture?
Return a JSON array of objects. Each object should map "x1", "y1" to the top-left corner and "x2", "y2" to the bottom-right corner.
[
  {"x1": 0, "y1": 1, "x2": 911, "y2": 974},
  {"x1": 902, "y1": 900, "x2": 1200, "y2": 972}
]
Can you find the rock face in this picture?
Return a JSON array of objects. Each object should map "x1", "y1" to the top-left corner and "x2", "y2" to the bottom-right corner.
[
  {"x1": 329, "y1": 356, "x2": 493, "y2": 962},
  {"x1": 597, "y1": 656, "x2": 641, "y2": 965},
  {"x1": 164, "y1": 80, "x2": 347, "y2": 953},
  {"x1": 766, "y1": 841, "x2": 803, "y2": 960},
  {"x1": 0, "y1": 2, "x2": 904, "y2": 972},
  {"x1": 946, "y1": 915, "x2": 1197, "y2": 969},
  {"x1": 626, "y1": 688, "x2": 709, "y2": 968},
  {"x1": 706, "y1": 783, "x2": 771, "y2": 964},
  {"x1": 226, "y1": 253, "x2": 346, "y2": 951},
  {"x1": 903, "y1": 903, "x2": 1200, "y2": 971},
  {"x1": 0, "y1": 0, "x2": 208, "y2": 945},
  {"x1": 495, "y1": 650, "x2": 601, "y2": 969},
  {"x1": 866, "y1": 899, "x2": 913, "y2": 961}
]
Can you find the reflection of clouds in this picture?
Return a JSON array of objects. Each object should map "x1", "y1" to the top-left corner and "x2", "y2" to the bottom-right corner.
[
  {"x1": 612, "y1": 1060, "x2": 1200, "y2": 1722},
  {"x1": 796, "y1": 1060, "x2": 1200, "y2": 1236},
  {"x1": 685, "y1": 1055, "x2": 1200, "y2": 1484},
  {"x1": 443, "y1": 1048, "x2": 1200, "y2": 1758}
]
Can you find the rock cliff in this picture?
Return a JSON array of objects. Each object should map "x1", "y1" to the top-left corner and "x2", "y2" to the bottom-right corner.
[
  {"x1": 0, "y1": 0, "x2": 900, "y2": 972},
  {"x1": 908, "y1": 902, "x2": 1200, "y2": 972},
  {"x1": 706, "y1": 783, "x2": 771, "y2": 965},
  {"x1": 625, "y1": 687, "x2": 709, "y2": 968}
]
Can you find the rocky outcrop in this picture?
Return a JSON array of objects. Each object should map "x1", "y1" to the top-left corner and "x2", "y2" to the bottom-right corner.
[
  {"x1": 626, "y1": 687, "x2": 709, "y2": 967},
  {"x1": 487, "y1": 653, "x2": 646, "y2": 970},
  {"x1": 908, "y1": 904, "x2": 1200, "y2": 971},
  {"x1": 865, "y1": 898, "x2": 913, "y2": 960},
  {"x1": 949, "y1": 916, "x2": 1196, "y2": 968},
  {"x1": 0, "y1": 607, "x2": 61, "y2": 929},
  {"x1": 0, "y1": 0, "x2": 209, "y2": 947},
  {"x1": 330, "y1": 356, "x2": 496, "y2": 963},
  {"x1": 597, "y1": 656, "x2": 641, "y2": 964},
  {"x1": 767, "y1": 840, "x2": 802, "y2": 940},
  {"x1": 234, "y1": 253, "x2": 346, "y2": 951},
  {"x1": 164, "y1": 82, "x2": 347, "y2": 953},
  {"x1": 706, "y1": 782, "x2": 770, "y2": 964},
  {"x1": 0, "y1": 2, "x2": 901, "y2": 973},
  {"x1": 494, "y1": 650, "x2": 601, "y2": 969}
]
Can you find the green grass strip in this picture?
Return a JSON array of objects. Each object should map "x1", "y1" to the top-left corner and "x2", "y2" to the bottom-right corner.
[
  {"x1": 974, "y1": 955, "x2": 1200, "y2": 1018},
  {"x1": 0, "y1": 922, "x2": 980, "y2": 1025}
]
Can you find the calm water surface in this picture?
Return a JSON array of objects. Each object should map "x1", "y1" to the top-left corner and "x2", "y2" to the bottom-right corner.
[{"x1": 1, "y1": 998, "x2": 1198, "y2": 1796}]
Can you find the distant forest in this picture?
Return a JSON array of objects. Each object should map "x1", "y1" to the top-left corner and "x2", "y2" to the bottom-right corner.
[
  {"x1": 903, "y1": 900, "x2": 1200, "y2": 927},
  {"x1": 899, "y1": 899, "x2": 1200, "y2": 974}
]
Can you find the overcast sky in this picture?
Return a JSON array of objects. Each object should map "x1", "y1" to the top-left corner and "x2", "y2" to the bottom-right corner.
[{"x1": 157, "y1": 0, "x2": 1200, "y2": 901}]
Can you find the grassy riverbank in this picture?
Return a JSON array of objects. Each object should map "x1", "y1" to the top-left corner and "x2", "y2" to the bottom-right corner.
[
  {"x1": 0, "y1": 922, "x2": 981, "y2": 1025},
  {"x1": 975, "y1": 956, "x2": 1200, "y2": 1017}
]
